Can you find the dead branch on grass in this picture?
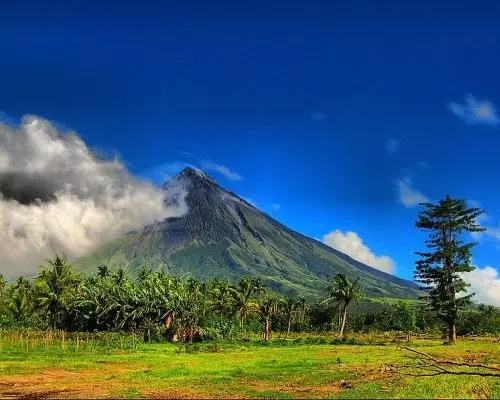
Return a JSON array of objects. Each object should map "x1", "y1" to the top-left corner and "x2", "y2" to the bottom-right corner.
[{"x1": 396, "y1": 346, "x2": 500, "y2": 378}]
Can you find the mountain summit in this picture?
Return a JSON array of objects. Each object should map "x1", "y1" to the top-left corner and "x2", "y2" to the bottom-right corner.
[{"x1": 74, "y1": 167, "x2": 419, "y2": 298}]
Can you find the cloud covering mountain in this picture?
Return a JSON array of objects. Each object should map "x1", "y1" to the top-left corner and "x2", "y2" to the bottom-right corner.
[{"x1": 0, "y1": 116, "x2": 187, "y2": 276}]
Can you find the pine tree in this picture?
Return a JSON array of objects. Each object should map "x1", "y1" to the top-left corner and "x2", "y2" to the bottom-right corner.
[{"x1": 414, "y1": 195, "x2": 485, "y2": 343}]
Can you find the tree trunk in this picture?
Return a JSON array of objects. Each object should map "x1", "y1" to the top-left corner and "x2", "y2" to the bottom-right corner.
[
  {"x1": 339, "y1": 306, "x2": 348, "y2": 338},
  {"x1": 448, "y1": 322, "x2": 456, "y2": 344},
  {"x1": 265, "y1": 318, "x2": 270, "y2": 341},
  {"x1": 286, "y1": 316, "x2": 291, "y2": 338}
]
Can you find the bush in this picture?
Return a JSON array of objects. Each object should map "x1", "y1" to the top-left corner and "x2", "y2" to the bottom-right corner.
[{"x1": 200, "y1": 316, "x2": 239, "y2": 341}]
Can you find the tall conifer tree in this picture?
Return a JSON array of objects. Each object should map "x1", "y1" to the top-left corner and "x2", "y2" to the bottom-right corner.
[{"x1": 414, "y1": 195, "x2": 485, "y2": 343}]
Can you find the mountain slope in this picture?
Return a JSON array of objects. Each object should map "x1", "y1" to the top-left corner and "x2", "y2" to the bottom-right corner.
[{"x1": 73, "y1": 167, "x2": 420, "y2": 298}]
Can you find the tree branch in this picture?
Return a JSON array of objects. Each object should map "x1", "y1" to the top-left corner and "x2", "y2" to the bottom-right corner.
[
  {"x1": 399, "y1": 346, "x2": 500, "y2": 372},
  {"x1": 396, "y1": 347, "x2": 500, "y2": 378}
]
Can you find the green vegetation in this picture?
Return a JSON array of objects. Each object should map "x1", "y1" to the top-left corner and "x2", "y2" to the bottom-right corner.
[
  {"x1": 1, "y1": 258, "x2": 498, "y2": 341},
  {"x1": 1, "y1": 195, "x2": 499, "y2": 398},
  {"x1": 0, "y1": 332, "x2": 498, "y2": 399}
]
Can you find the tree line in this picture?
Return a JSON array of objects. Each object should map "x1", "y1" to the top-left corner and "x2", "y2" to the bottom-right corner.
[{"x1": 0, "y1": 195, "x2": 498, "y2": 342}]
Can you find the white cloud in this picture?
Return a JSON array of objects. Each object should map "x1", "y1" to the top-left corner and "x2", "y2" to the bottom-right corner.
[
  {"x1": 0, "y1": 115, "x2": 187, "y2": 276},
  {"x1": 323, "y1": 229, "x2": 395, "y2": 274},
  {"x1": 385, "y1": 139, "x2": 400, "y2": 155},
  {"x1": 448, "y1": 94, "x2": 500, "y2": 126},
  {"x1": 201, "y1": 160, "x2": 243, "y2": 181},
  {"x1": 311, "y1": 112, "x2": 327, "y2": 121},
  {"x1": 396, "y1": 176, "x2": 429, "y2": 207},
  {"x1": 463, "y1": 265, "x2": 500, "y2": 306}
]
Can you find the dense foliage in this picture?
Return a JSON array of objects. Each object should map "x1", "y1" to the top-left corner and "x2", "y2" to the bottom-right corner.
[{"x1": 0, "y1": 256, "x2": 498, "y2": 342}]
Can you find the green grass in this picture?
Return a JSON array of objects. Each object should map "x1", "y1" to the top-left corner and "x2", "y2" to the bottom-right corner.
[{"x1": 0, "y1": 335, "x2": 498, "y2": 399}]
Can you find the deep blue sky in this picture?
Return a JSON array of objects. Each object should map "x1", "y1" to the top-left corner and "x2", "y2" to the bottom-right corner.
[{"x1": 2, "y1": 0, "x2": 500, "y2": 282}]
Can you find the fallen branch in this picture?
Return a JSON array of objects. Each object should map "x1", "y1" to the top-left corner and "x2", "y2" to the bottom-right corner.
[
  {"x1": 396, "y1": 346, "x2": 500, "y2": 378},
  {"x1": 399, "y1": 346, "x2": 500, "y2": 372}
]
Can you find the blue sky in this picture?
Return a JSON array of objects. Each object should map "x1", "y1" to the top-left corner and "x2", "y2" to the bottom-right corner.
[{"x1": 1, "y1": 1, "x2": 500, "y2": 301}]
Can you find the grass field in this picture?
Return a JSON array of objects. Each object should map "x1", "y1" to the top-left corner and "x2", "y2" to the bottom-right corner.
[{"x1": 0, "y1": 333, "x2": 499, "y2": 399}]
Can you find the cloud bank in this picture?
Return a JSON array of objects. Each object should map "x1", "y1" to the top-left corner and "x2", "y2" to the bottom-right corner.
[
  {"x1": 448, "y1": 94, "x2": 499, "y2": 126},
  {"x1": 323, "y1": 229, "x2": 395, "y2": 274},
  {"x1": 464, "y1": 265, "x2": 500, "y2": 306},
  {"x1": 0, "y1": 116, "x2": 187, "y2": 276}
]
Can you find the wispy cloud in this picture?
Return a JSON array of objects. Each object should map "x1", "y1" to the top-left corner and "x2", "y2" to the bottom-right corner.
[
  {"x1": 448, "y1": 94, "x2": 500, "y2": 126},
  {"x1": 396, "y1": 175, "x2": 428, "y2": 207},
  {"x1": 477, "y1": 225, "x2": 500, "y2": 242},
  {"x1": 142, "y1": 161, "x2": 194, "y2": 185},
  {"x1": 201, "y1": 160, "x2": 243, "y2": 181},
  {"x1": 385, "y1": 139, "x2": 400, "y2": 156},
  {"x1": 242, "y1": 197, "x2": 257, "y2": 207},
  {"x1": 242, "y1": 197, "x2": 280, "y2": 213},
  {"x1": 311, "y1": 112, "x2": 327, "y2": 121},
  {"x1": 466, "y1": 202, "x2": 499, "y2": 241},
  {"x1": 323, "y1": 229, "x2": 395, "y2": 274},
  {"x1": 268, "y1": 203, "x2": 281, "y2": 212},
  {"x1": 416, "y1": 161, "x2": 429, "y2": 169}
]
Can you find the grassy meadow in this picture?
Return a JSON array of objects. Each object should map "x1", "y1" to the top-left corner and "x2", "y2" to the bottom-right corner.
[{"x1": 0, "y1": 331, "x2": 498, "y2": 399}]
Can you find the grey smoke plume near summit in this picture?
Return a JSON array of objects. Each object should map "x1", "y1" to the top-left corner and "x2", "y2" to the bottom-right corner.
[{"x1": 0, "y1": 115, "x2": 188, "y2": 276}]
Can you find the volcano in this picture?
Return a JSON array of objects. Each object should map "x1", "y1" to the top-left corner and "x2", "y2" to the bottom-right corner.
[{"x1": 73, "y1": 167, "x2": 420, "y2": 298}]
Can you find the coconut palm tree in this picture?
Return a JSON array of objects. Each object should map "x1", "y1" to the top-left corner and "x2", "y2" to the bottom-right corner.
[
  {"x1": 325, "y1": 274, "x2": 363, "y2": 338},
  {"x1": 0, "y1": 273, "x2": 6, "y2": 310},
  {"x1": 282, "y1": 297, "x2": 298, "y2": 338},
  {"x1": 5, "y1": 277, "x2": 34, "y2": 325},
  {"x1": 207, "y1": 278, "x2": 234, "y2": 316},
  {"x1": 229, "y1": 277, "x2": 260, "y2": 328},
  {"x1": 97, "y1": 264, "x2": 110, "y2": 278},
  {"x1": 259, "y1": 293, "x2": 282, "y2": 341},
  {"x1": 295, "y1": 296, "x2": 308, "y2": 331},
  {"x1": 35, "y1": 255, "x2": 80, "y2": 329}
]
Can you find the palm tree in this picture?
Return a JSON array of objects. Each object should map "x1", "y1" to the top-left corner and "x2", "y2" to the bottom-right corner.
[
  {"x1": 113, "y1": 268, "x2": 127, "y2": 285},
  {"x1": 325, "y1": 274, "x2": 363, "y2": 338},
  {"x1": 137, "y1": 265, "x2": 153, "y2": 283},
  {"x1": 36, "y1": 255, "x2": 79, "y2": 329},
  {"x1": 208, "y1": 278, "x2": 234, "y2": 316},
  {"x1": 259, "y1": 293, "x2": 281, "y2": 341},
  {"x1": 229, "y1": 277, "x2": 260, "y2": 328},
  {"x1": 0, "y1": 273, "x2": 6, "y2": 310},
  {"x1": 5, "y1": 277, "x2": 33, "y2": 325},
  {"x1": 295, "y1": 297, "x2": 308, "y2": 332},
  {"x1": 282, "y1": 297, "x2": 298, "y2": 338},
  {"x1": 97, "y1": 264, "x2": 110, "y2": 278}
]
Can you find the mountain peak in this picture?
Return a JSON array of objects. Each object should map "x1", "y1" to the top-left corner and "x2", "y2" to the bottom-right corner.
[
  {"x1": 161, "y1": 167, "x2": 216, "y2": 191},
  {"x1": 177, "y1": 167, "x2": 216, "y2": 185}
]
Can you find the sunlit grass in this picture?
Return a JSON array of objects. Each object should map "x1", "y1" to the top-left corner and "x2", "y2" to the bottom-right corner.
[{"x1": 0, "y1": 333, "x2": 498, "y2": 399}]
